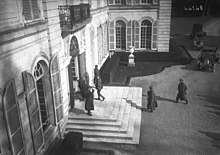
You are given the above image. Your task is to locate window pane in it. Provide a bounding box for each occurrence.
[52,74,60,91]
[5,82,16,110]
[31,0,40,19]
[12,130,23,155]
[54,90,62,107]
[30,91,38,112]
[33,110,41,132]
[34,130,43,151]
[56,106,63,122]
[23,0,32,20]
[8,107,20,134]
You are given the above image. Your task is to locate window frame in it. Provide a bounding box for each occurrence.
[22,0,43,24]
[115,0,126,5]
[140,19,152,50]
[115,20,126,50]
[2,79,26,155]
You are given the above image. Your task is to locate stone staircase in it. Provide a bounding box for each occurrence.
[65,86,142,145]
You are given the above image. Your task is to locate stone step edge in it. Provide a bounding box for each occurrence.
[64,130,133,140]
[82,136,139,144]
[65,104,138,134]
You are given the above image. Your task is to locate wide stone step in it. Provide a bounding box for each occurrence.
[66,130,133,140]
[67,119,121,127]
[66,125,127,133]
[65,86,142,145]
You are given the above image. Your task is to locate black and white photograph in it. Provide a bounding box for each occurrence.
[0,0,220,154]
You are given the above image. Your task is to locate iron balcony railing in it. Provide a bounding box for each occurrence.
[58,4,91,29]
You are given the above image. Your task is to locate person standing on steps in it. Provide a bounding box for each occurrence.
[147,86,158,112]
[93,65,100,85]
[85,87,94,116]
[95,75,105,101]
[77,77,88,101]
[176,79,188,104]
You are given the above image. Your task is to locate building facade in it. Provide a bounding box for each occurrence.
[0,0,171,154]
[108,0,172,52]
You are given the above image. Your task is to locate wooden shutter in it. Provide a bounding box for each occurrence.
[22,71,44,153]
[127,21,132,49]
[152,20,158,50]
[22,0,32,21]
[134,21,140,49]
[50,54,63,124]
[31,0,40,19]
[3,79,25,155]
[109,0,114,5]
[109,21,115,50]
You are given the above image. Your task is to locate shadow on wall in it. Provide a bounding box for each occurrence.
[199,131,220,149]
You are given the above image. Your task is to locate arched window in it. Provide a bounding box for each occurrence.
[140,20,152,49]
[115,20,126,49]
[34,62,51,132]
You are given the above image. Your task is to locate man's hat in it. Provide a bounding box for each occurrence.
[180,79,184,82]
[149,86,153,89]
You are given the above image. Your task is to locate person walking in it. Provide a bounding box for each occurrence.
[176,79,188,104]
[93,65,100,84]
[147,86,157,112]
[95,75,105,101]
[85,87,94,116]
[78,77,88,101]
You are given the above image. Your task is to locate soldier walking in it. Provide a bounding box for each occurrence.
[95,75,105,101]
[176,79,188,104]
[147,86,158,112]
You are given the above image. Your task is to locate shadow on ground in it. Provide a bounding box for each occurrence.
[204,105,220,111]
[111,62,178,85]
[156,96,176,103]
[197,94,220,106]
[199,131,220,150]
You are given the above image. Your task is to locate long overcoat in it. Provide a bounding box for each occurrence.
[95,78,103,90]
[85,89,94,111]
[176,82,187,100]
[147,90,157,110]
[78,78,88,98]
[93,68,100,84]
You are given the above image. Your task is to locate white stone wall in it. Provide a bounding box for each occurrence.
[86,9,109,86]
[109,9,158,22]
[157,0,172,52]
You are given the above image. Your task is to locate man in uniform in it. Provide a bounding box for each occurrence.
[176,79,188,104]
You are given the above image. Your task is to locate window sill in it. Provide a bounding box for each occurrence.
[0,20,47,36]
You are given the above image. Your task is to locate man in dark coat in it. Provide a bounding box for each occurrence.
[85,87,94,116]
[176,79,188,104]
[93,65,100,84]
[95,76,105,101]
[147,86,157,112]
[78,77,88,101]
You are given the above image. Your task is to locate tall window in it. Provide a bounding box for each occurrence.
[141,20,152,49]
[34,62,50,132]
[115,0,126,5]
[22,0,41,21]
[116,20,126,49]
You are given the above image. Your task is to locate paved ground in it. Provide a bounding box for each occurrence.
[130,60,220,155]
